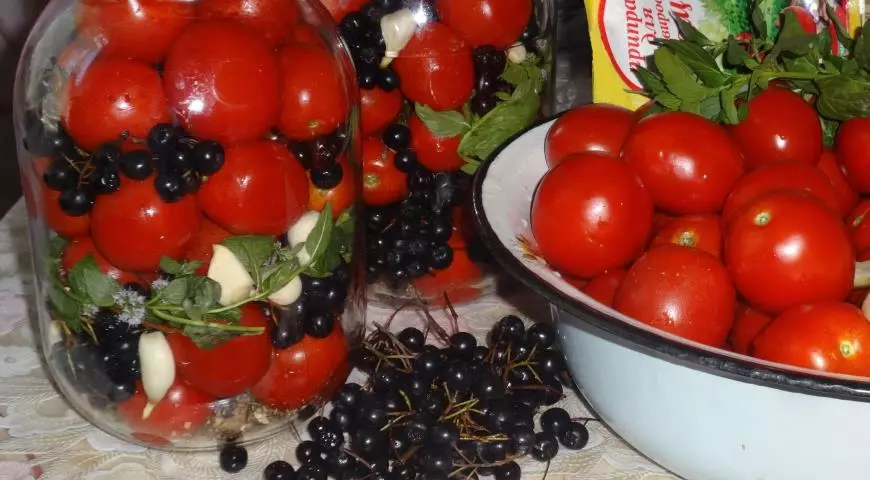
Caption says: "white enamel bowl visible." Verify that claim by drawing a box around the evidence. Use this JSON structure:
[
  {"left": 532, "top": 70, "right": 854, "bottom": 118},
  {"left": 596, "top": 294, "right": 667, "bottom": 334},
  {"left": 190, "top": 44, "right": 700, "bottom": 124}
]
[{"left": 471, "top": 118, "right": 870, "bottom": 480}]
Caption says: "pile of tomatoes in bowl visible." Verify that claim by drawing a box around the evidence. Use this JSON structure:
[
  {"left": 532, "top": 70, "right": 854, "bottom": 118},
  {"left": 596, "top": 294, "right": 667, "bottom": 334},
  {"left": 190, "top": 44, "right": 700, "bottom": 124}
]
[
  {"left": 17, "top": 0, "right": 364, "bottom": 449},
  {"left": 318, "top": 0, "right": 552, "bottom": 306},
  {"left": 530, "top": 87, "right": 870, "bottom": 378}
]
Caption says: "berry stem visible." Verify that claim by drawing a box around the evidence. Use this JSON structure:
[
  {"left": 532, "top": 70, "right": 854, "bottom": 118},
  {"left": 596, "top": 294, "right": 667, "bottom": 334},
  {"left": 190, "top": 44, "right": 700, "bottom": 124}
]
[{"left": 150, "top": 309, "right": 265, "bottom": 334}]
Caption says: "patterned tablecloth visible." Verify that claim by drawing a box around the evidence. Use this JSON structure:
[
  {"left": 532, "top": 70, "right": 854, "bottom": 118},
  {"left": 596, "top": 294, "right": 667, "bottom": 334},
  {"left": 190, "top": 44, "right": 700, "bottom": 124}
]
[{"left": 0, "top": 199, "right": 681, "bottom": 480}]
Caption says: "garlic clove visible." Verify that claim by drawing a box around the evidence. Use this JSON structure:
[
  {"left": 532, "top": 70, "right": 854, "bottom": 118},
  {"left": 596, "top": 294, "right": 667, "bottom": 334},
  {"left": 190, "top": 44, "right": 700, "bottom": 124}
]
[
  {"left": 287, "top": 210, "right": 320, "bottom": 266},
  {"left": 507, "top": 44, "right": 527, "bottom": 64},
  {"left": 138, "top": 331, "right": 175, "bottom": 420},
  {"left": 267, "top": 276, "right": 303, "bottom": 306},
  {"left": 380, "top": 8, "right": 417, "bottom": 68},
  {"left": 207, "top": 244, "right": 255, "bottom": 306},
  {"left": 47, "top": 320, "right": 63, "bottom": 346}
]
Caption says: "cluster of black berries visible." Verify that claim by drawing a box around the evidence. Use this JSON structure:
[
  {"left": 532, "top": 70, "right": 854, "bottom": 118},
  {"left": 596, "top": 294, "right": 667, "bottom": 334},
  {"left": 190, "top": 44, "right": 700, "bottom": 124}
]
[
  {"left": 470, "top": 47, "right": 510, "bottom": 118},
  {"left": 221, "top": 314, "right": 589, "bottom": 479},
  {"left": 283, "top": 127, "right": 349, "bottom": 190},
  {"left": 40, "top": 122, "right": 226, "bottom": 213},
  {"left": 55, "top": 283, "right": 148, "bottom": 406},
  {"left": 270, "top": 261, "right": 353, "bottom": 350}
]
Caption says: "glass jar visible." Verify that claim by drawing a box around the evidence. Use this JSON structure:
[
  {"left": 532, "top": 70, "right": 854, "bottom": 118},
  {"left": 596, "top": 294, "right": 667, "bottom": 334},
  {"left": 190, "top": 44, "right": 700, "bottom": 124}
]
[
  {"left": 324, "top": 0, "right": 555, "bottom": 307},
  {"left": 15, "top": 0, "right": 364, "bottom": 451}
]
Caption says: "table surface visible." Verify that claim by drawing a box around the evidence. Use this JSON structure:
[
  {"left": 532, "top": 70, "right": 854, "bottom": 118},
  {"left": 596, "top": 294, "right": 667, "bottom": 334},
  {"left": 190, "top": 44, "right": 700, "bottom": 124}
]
[{"left": 0, "top": 196, "right": 681, "bottom": 479}]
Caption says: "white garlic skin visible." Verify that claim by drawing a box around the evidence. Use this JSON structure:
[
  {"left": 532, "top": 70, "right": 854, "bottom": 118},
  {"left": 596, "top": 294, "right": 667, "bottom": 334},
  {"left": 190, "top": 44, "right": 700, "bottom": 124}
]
[
  {"left": 380, "top": 8, "right": 417, "bottom": 67},
  {"left": 507, "top": 44, "right": 527, "bottom": 64}
]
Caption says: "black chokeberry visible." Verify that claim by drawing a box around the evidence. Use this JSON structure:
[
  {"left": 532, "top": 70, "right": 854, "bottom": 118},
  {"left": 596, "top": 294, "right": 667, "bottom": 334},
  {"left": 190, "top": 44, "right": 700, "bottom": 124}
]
[
  {"left": 559, "top": 421, "right": 590, "bottom": 450},
  {"left": 314, "top": 427, "right": 344, "bottom": 451},
  {"left": 354, "top": 45, "right": 381, "bottom": 66},
  {"left": 443, "top": 363, "right": 472, "bottom": 393},
  {"left": 43, "top": 158, "right": 78, "bottom": 191},
  {"left": 494, "top": 315, "right": 525, "bottom": 342},
  {"left": 511, "top": 425, "right": 536, "bottom": 455},
  {"left": 272, "top": 303, "right": 306, "bottom": 349},
  {"left": 289, "top": 141, "right": 312, "bottom": 169},
  {"left": 352, "top": 426, "right": 385, "bottom": 458},
  {"left": 476, "top": 73, "right": 498, "bottom": 94},
  {"left": 473, "top": 46, "right": 507, "bottom": 77},
  {"left": 219, "top": 444, "right": 248, "bottom": 473},
  {"left": 428, "top": 243, "right": 453, "bottom": 270},
  {"left": 92, "top": 144, "right": 122, "bottom": 169},
  {"left": 359, "top": 401, "right": 388, "bottom": 427},
  {"left": 375, "top": 0, "right": 402, "bottom": 11},
  {"left": 339, "top": 12, "right": 367, "bottom": 39},
  {"left": 406, "top": 169, "right": 432, "bottom": 192},
  {"left": 106, "top": 378, "right": 135, "bottom": 402},
  {"left": 475, "top": 374, "right": 505, "bottom": 400},
  {"left": 193, "top": 140, "right": 225, "bottom": 175},
  {"left": 360, "top": 3, "right": 385, "bottom": 23},
  {"left": 540, "top": 407, "right": 571, "bottom": 436},
  {"left": 383, "top": 124, "right": 410, "bottom": 151},
  {"left": 325, "top": 448, "right": 357, "bottom": 475},
  {"left": 296, "top": 439, "right": 322, "bottom": 464},
  {"left": 531, "top": 432, "right": 559, "bottom": 462},
  {"left": 430, "top": 216, "right": 452, "bottom": 242},
  {"left": 264, "top": 460, "right": 296, "bottom": 480},
  {"left": 310, "top": 163, "right": 343, "bottom": 189},
  {"left": 296, "top": 461, "right": 328, "bottom": 480},
  {"left": 183, "top": 172, "right": 201, "bottom": 193},
  {"left": 537, "top": 349, "right": 566, "bottom": 377},
  {"left": 358, "top": 65, "right": 379, "bottom": 89},
  {"left": 378, "top": 68, "right": 400, "bottom": 92},
  {"left": 333, "top": 382, "right": 363, "bottom": 410},
  {"left": 393, "top": 149, "right": 418, "bottom": 173},
  {"left": 449, "top": 332, "right": 477, "bottom": 359},
  {"left": 527, "top": 322, "right": 557, "bottom": 348},
  {"left": 154, "top": 172, "right": 185, "bottom": 203},
  {"left": 428, "top": 421, "right": 458, "bottom": 446},
  {"left": 397, "top": 327, "right": 425, "bottom": 352},
  {"left": 519, "top": 18, "right": 540, "bottom": 43},
  {"left": 59, "top": 187, "right": 94, "bottom": 216},
  {"left": 494, "top": 461, "right": 522, "bottom": 480},
  {"left": 147, "top": 123, "right": 175, "bottom": 153},
  {"left": 420, "top": 389, "right": 448, "bottom": 417},
  {"left": 329, "top": 406, "right": 355, "bottom": 432},
  {"left": 471, "top": 94, "right": 498, "bottom": 117},
  {"left": 413, "top": 350, "right": 443, "bottom": 379},
  {"left": 119, "top": 150, "right": 153, "bottom": 180},
  {"left": 372, "top": 367, "right": 405, "bottom": 393},
  {"left": 306, "top": 313, "right": 335, "bottom": 338},
  {"left": 93, "top": 166, "right": 121, "bottom": 194},
  {"left": 406, "top": 259, "right": 428, "bottom": 278},
  {"left": 423, "top": 448, "right": 452, "bottom": 473}
]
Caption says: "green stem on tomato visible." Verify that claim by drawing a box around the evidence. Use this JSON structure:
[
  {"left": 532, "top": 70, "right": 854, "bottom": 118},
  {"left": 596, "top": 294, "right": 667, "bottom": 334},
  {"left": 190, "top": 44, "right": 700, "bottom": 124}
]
[{"left": 149, "top": 309, "right": 265, "bottom": 335}]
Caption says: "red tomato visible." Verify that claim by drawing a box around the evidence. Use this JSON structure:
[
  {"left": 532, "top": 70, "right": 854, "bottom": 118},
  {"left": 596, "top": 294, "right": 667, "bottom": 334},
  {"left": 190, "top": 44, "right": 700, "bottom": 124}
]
[
  {"left": 729, "top": 305, "right": 772, "bottom": 355},
  {"left": 723, "top": 190, "right": 854, "bottom": 314},
  {"left": 286, "top": 22, "right": 327, "bottom": 48},
  {"left": 409, "top": 113, "right": 464, "bottom": 172},
  {"left": 448, "top": 202, "right": 476, "bottom": 250},
  {"left": 75, "top": 0, "right": 194, "bottom": 64},
  {"left": 752, "top": 302, "right": 870, "bottom": 376},
  {"left": 816, "top": 148, "right": 859, "bottom": 217},
  {"left": 435, "top": 0, "right": 532, "bottom": 48},
  {"left": 727, "top": 87, "right": 822, "bottom": 170},
  {"left": 545, "top": 103, "right": 636, "bottom": 167},
  {"left": 62, "top": 236, "right": 140, "bottom": 285},
  {"left": 32, "top": 158, "right": 91, "bottom": 238},
  {"left": 163, "top": 22, "right": 280, "bottom": 146},
  {"left": 91, "top": 177, "right": 200, "bottom": 272},
  {"left": 621, "top": 112, "right": 745, "bottom": 215},
  {"left": 117, "top": 380, "right": 214, "bottom": 445},
  {"left": 781, "top": 6, "right": 818, "bottom": 34},
  {"left": 531, "top": 152, "right": 653, "bottom": 279},
  {"left": 393, "top": 24, "right": 474, "bottom": 111},
  {"left": 719, "top": 161, "right": 841, "bottom": 226},
  {"left": 650, "top": 214, "right": 722, "bottom": 258},
  {"left": 168, "top": 304, "right": 272, "bottom": 398},
  {"left": 309, "top": 157, "right": 357, "bottom": 216},
  {"left": 413, "top": 248, "right": 484, "bottom": 301},
  {"left": 836, "top": 118, "right": 870, "bottom": 194},
  {"left": 278, "top": 44, "right": 350, "bottom": 141},
  {"left": 846, "top": 199, "right": 870, "bottom": 253},
  {"left": 613, "top": 244, "right": 736, "bottom": 347},
  {"left": 317, "top": 0, "right": 368, "bottom": 22},
  {"left": 361, "top": 87, "right": 404, "bottom": 136},
  {"left": 362, "top": 136, "right": 408, "bottom": 206},
  {"left": 196, "top": 0, "right": 301, "bottom": 47},
  {"left": 61, "top": 59, "right": 169, "bottom": 152},
  {"left": 183, "top": 217, "right": 232, "bottom": 275},
  {"left": 252, "top": 325, "right": 350, "bottom": 410},
  {"left": 198, "top": 141, "right": 309, "bottom": 235},
  {"left": 582, "top": 269, "right": 626, "bottom": 307},
  {"left": 651, "top": 212, "right": 676, "bottom": 234}
]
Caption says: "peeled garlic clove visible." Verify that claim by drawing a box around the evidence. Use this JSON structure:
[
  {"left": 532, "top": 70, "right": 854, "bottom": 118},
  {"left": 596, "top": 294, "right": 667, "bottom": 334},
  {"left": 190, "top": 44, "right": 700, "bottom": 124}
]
[
  {"left": 380, "top": 8, "right": 417, "bottom": 67},
  {"left": 267, "top": 276, "right": 303, "bottom": 306},
  {"left": 208, "top": 244, "right": 255, "bottom": 306},
  {"left": 139, "top": 331, "right": 175, "bottom": 420},
  {"left": 287, "top": 211, "right": 321, "bottom": 266},
  {"left": 508, "top": 44, "right": 527, "bottom": 64}
]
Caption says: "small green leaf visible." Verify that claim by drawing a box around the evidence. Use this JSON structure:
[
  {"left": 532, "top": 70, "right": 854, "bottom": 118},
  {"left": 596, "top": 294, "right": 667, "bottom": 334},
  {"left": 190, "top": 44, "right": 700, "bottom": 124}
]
[
  {"left": 49, "top": 284, "right": 82, "bottom": 329},
  {"left": 724, "top": 37, "right": 751, "bottom": 68},
  {"left": 220, "top": 236, "right": 275, "bottom": 275},
  {"left": 460, "top": 159, "right": 481, "bottom": 175},
  {"left": 821, "top": 117, "right": 840, "bottom": 147},
  {"left": 158, "top": 277, "right": 190, "bottom": 305},
  {"left": 159, "top": 257, "right": 183, "bottom": 275},
  {"left": 656, "top": 39, "right": 726, "bottom": 87},
  {"left": 184, "top": 303, "right": 204, "bottom": 322},
  {"left": 262, "top": 261, "right": 304, "bottom": 293},
  {"left": 653, "top": 48, "right": 717, "bottom": 104},
  {"left": 854, "top": 20, "right": 870, "bottom": 73},
  {"left": 182, "top": 324, "right": 241, "bottom": 349},
  {"left": 719, "top": 83, "right": 743, "bottom": 125},
  {"left": 277, "top": 243, "right": 305, "bottom": 263},
  {"left": 66, "top": 255, "right": 90, "bottom": 297},
  {"left": 193, "top": 277, "right": 221, "bottom": 309},
  {"left": 415, "top": 103, "right": 469, "bottom": 137},
  {"left": 654, "top": 92, "right": 682, "bottom": 110},
  {"left": 634, "top": 66, "right": 668, "bottom": 97},
  {"left": 70, "top": 254, "right": 119, "bottom": 307},
  {"left": 49, "top": 236, "right": 67, "bottom": 259},
  {"left": 672, "top": 15, "right": 712, "bottom": 46},
  {"left": 771, "top": 11, "right": 815, "bottom": 57},
  {"left": 816, "top": 75, "right": 870, "bottom": 120},
  {"left": 751, "top": 0, "right": 767, "bottom": 40},
  {"left": 206, "top": 308, "right": 243, "bottom": 322},
  {"left": 304, "top": 205, "right": 334, "bottom": 263}
]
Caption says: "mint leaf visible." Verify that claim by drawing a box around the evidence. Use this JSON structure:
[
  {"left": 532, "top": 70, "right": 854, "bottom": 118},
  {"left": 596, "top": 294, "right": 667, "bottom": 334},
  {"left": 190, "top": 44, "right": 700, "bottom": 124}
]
[
  {"left": 416, "top": 103, "right": 469, "bottom": 137},
  {"left": 821, "top": 117, "right": 839, "bottom": 147},
  {"left": 724, "top": 37, "right": 750, "bottom": 68},
  {"left": 69, "top": 254, "right": 119, "bottom": 307},
  {"left": 66, "top": 254, "right": 90, "bottom": 298},
  {"left": 771, "top": 10, "right": 814, "bottom": 57},
  {"left": 853, "top": 20, "right": 870, "bottom": 73},
  {"left": 182, "top": 324, "right": 240, "bottom": 349},
  {"left": 160, "top": 257, "right": 202, "bottom": 277},
  {"left": 653, "top": 48, "right": 717, "bottom": 105},
  {"left": 657, "top": 39, "right": 726, "bottom": 87},
  {"left": 220, "top": 236, "right": 275, "bottom": 277},
  {"left": 634, "top": 67, "right": 667, "bottom": 97},
  {"left": 193, "top": 277, "right": 221, "bottom": 309},
  {"left": 206, "top": 308, "right": 242, "bottom": 322},
  {"left": 750, "top": 0, "right": 767, "bottom": 40},
  {"left": 826, "top": 3, "right": 854, "bottom": 53},
  {"left": 49, "top": 284, "right": 82, "bottom": 329},
  {"left": 157, "top": 277, "right": 190, "bottom": 304},
  {"left": 304, "top": 205, "right": 334, "bottom": 262},
  {"left": 719, "top": 82, "right": 743, "bottom": 124},
  {"left": 262, "top": 261, "right": 303, "bottom": 293},
  {"left": 460, "top": 158, "right": 481, "bottom": 175},
  {"left": 655, "top": 93, "right": 681, "bottom": 110},
  {"left": 183, "top": 301, "right": 204, "bottom": 322},
  {"left": 816, "top": 75, "right": 870, "bottom": 120},
  {"left": 672, "top": 15, "right": 711, "bottom": 46},
  {"left": 49, "top": 236, "right": 67, "bottom": 259}
]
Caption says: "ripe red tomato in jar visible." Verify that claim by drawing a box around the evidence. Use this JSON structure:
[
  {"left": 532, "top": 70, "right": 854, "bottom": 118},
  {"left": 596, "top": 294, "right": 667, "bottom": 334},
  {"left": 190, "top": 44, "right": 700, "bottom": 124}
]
[
  {"left": 582, "top": 269, "right": 626, "bottom": 308},
  {"left": 196, "top": 0, "right": 301, "bottom": 47},
  {"left": 613, "top": 244, "right": 736, "bottom": 348},
  {"left": 278, "top": 44, "right": 351, "bottom": 141},
  {"left": 117, "top": 380, "right": 214, "bottom": 445},
  {"left": 362, "top": 136, "right": 408, "bottom": 206},
  {"left": 75, "top": 0, "right": 194, "bottom": 64},
  {"left": 183, "top": 217, "right": 232, "bottom": 275},
  {"left": 252, "top": 325, "right": 350, "bottom": 409},
  {"left": 413, "top": 248, "right": 484, "bottom": 303},
  {"left": 393, "top": 24, "right": 475, "bottom": 111},
  {"left": 752, "top": 302, "right": 870, "bottom": 376},
  {"left": 836, "top": 118, "right": 870, "bottom": 194},
  {"left": 309, "top": 157, "right": 357, "bottom": 216},
  {"left": 435, "top": 0, "right": 532, "bottom": 49},
  {"left": 198, "top": 140, "right": 309, "bottom": 235},
  {"left": 723, "top": 190, "right": 855, "bottom": 314},
  {"left": 719, "top": 161, "right": 841, "bottom": 226},
  {"left": 651, "top": 212, "right": 676, "bottom": 234},
  {"left": 162, "top": 22, "right": 280, "bottom": 146},
  {"left": 409, "top": 114, "right": 464, "bottom": 172},
  {"left": 317, "top": 0, "right": 368, "bottom": 22},
  {"left": 286, "top": 22, "right": 327, "bottom": 49},
  {"left": 846, "top": 199, "right": 870, "bottom": 253},
  {"left": 448, "top": 202, "right": 476, "bottom": 250},
  {"left": 62, "top": 236, "right": 140, "bottom": 285},
  {"left": 545, "top": 103, "right": 636, "bottom": 168},
  {"left": 61, "top": 59, "right": 170, "bottom": 152},
  {"left": 168, "top": 304, "right": 272, "bottom": 398},
  {"left": 816, "top": 148, "right": 859, "bottom": 217},
  {"left": 727, "top": 87, "right": 822, "bottom": 171},
  {"left": 729, "top": 304, "right": 772, "bottom": 355},
  {"left": 531, "top": 152, "right": 654, "bottom": 279},
  {"left": 91, "top": 177, "right": 200, "bottom": 272},
  {"left": 361, "top": 87, "right": 404, "bottom": 136},
  {"left": 650, "top": 214, "right": 722, "bottom": 259},
  {"left": 621, "top": 112, "right": 744, "bottom": 214}
]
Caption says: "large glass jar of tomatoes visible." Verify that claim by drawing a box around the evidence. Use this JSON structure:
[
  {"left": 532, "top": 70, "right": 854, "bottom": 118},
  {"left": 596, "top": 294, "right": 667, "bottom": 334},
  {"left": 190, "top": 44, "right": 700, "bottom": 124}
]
[
  {"left": 322, "top": 0, "right": 554, "bottom": 306},
  {"left": 15, "top": 0, "right": 364, "bottom": 450}
]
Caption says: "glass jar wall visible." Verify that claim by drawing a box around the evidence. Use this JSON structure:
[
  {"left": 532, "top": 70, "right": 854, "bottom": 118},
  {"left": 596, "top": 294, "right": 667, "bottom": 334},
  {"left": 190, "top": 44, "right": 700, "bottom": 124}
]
[
  {"left": 15, "top": 0, "right": 364, "bottom": 451},
  {"left": 324, "top": 0, "right": 555, "bottom": 307}
]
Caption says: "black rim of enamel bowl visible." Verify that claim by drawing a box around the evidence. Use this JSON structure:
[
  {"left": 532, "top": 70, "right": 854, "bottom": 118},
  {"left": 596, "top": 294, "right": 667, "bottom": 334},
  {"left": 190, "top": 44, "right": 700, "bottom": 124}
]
[{"left": 471, "top": 116, "right": 870, "bottom": 402}]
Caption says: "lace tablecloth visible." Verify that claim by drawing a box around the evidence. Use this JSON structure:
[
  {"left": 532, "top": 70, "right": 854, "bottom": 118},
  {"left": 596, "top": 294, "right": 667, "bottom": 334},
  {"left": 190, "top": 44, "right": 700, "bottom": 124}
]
[{"left": 0, "top": 199, "right": 679, "bottom": 480}]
